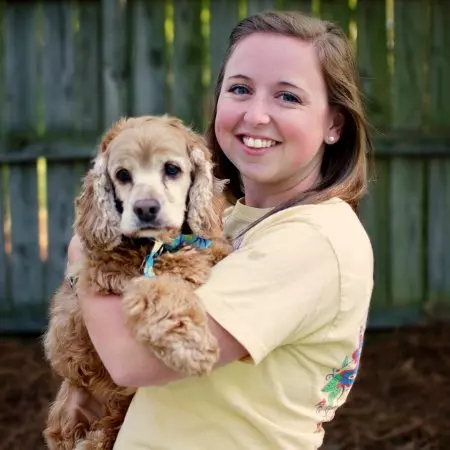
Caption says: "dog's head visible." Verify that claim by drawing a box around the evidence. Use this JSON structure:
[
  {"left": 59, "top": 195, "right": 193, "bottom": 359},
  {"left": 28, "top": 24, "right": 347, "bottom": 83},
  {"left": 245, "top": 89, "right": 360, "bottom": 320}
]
[{"left": 75, "top": 115, "right": 226, "bottom": 251}]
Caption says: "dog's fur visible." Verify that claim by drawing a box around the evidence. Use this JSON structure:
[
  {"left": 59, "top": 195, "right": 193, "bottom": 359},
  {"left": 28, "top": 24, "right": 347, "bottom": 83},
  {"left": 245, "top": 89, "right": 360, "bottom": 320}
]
[{"left": 43, "top": 115, "right": 231, "bottom": 449}]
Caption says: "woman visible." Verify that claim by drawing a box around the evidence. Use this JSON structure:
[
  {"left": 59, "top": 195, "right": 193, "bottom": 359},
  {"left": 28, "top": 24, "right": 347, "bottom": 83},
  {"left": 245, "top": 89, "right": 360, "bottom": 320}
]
[{"left": 69, "top": 10, "right": 374, "bottom": 449}]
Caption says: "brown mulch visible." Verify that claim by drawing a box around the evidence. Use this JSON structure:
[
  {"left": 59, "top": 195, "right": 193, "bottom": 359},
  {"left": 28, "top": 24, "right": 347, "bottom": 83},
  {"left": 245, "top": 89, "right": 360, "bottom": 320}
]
[{"left": 0, "top": 324, "right": 449, "bottom": 450}]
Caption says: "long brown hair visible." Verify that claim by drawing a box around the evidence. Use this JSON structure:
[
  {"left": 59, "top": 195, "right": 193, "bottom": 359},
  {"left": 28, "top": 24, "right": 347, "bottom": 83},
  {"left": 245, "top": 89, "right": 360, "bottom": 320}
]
[{"left": 205, "top": 10, "right": 373, "bottom": 230}]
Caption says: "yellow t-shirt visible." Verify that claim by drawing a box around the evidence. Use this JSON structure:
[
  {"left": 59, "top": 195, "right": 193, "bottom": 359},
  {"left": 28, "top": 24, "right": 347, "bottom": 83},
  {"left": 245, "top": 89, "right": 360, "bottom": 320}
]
[{"left": 114, "top": 198, "right": 374, "bottom": 449}]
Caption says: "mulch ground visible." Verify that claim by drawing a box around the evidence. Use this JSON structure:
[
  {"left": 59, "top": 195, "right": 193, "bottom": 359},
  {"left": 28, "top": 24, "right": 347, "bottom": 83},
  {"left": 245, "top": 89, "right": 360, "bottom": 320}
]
[{"left": 0, "top": 324, "right": 449, "bottom": 450}]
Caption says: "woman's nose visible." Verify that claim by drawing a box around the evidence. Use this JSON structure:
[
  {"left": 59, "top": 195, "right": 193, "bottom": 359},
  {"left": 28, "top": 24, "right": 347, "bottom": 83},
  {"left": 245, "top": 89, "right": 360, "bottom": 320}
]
[{"left": 243, "top": 97, "right": 271, "bottom": 126}]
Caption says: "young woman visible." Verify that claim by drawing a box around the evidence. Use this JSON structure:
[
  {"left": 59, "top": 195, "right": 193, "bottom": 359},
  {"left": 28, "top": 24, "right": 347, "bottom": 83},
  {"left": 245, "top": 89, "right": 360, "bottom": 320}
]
[{"left": 69, "top": 10, "right": 374, "bottom": 449}]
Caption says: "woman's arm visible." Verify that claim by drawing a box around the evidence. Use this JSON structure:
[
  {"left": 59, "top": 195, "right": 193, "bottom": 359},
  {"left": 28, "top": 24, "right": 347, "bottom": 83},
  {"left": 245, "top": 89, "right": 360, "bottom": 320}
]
[{"left": 69, "top": 236, "right": 248, "bottom": 388}]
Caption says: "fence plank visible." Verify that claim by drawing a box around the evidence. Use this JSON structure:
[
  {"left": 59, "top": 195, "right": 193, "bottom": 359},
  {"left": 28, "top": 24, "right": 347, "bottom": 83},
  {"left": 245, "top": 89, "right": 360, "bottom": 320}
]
[
  {"left": 389, "top": 161, "right": 425, "bottom": 308},
  {"left": 130, "top": 0, "right": 167, "bottom": 116},
  {"left": 426, "top": 0, "right": 450, "bottom": 315},
  {"left": 427, "top": 161, "right": 450, "bottom": 313},
  {"left": 4, "top": 3, "right": 39, "bottom": 134},
  {"left": 4, "top": 4, "right": 43, "bottom": 316},
  {"left": 75, "top": 0, "right": 101, "bottom": 132},
  {"left": 316, "top": 0, "right": 351, "bottom": 35},
  {"left": 359, "top": 160, "right": 390, "bottom": 311},
  {"left": 209, "top": 0, "right": 240, "bottom": 91},
  {"left": 393, "top": 0, "right": 428, "bottom": 131},
  {"left": 246, "top": 0, "right": 277, "bottom": 16},
  {"left": 101, "top": 0, "right": 130, "bottom": 127},
  {"left": 355, "top": 0, "right": 391, "bottom": 316},
  {"left": 9, "top": 162, "right": 42, "bottom": 305},
  {"left": 389, "top": 0, "right": 429, "bottom": 312},
  {"left": 45, "top": 161, "right": 87, "bottom": 300},
  {"left": 172, "top": 0, "right": 204, "bottom": 131},
  {"left": 0, "top": 166, "right": 8, "bottom": 307},
  {"left": 356, "top": 0, "right": 391, "bottom": 129},
  {"left": 42, "top": 2, "right": 96, "bottom": 306},
  {"left": 42, "top": 2, "right": 76, "bottom": 132},
  {"left": 280, "top": 0, "right": 311, "bottom": 13},
  {"left": 428, "top": 0, "right": 450, "bottom": 130}
]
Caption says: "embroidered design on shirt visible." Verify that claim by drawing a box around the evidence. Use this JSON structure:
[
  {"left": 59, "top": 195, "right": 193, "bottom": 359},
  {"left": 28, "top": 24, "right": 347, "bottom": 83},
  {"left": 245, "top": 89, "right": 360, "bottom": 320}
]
[{"left": 315, "top": 328, "right": 365, "bottom": 432}]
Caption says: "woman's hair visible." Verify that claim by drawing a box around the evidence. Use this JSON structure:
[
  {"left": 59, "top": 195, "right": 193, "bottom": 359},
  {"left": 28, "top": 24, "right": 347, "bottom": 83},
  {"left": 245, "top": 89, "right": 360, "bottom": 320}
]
[{"left": 205, "top": 10, "right": 373, "bottom": 224}]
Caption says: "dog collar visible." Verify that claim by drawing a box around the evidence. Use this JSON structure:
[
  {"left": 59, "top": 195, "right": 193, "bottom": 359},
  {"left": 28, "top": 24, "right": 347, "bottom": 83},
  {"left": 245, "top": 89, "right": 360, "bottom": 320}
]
[{"left": 143, "top": 234, "right": 212, "bottom": 278}]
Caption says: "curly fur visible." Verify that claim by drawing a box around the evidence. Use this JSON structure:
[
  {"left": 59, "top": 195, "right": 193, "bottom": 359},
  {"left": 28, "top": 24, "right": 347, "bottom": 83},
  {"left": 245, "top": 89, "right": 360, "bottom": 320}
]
[{"left": 43, "top": 115, "right": 232, "bottom": 449}]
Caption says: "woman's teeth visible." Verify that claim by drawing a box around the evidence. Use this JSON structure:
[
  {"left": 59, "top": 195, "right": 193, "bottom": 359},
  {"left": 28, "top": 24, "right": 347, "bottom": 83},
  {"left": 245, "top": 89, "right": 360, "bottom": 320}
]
[{"left": 242, "top": 136, "right": 277, "bottom": 149}]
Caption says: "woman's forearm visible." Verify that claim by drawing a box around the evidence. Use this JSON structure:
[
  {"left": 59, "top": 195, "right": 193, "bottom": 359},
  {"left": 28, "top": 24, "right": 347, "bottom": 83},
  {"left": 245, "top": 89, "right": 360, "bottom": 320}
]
[{"left": 78, "top": 289, "right": 183, "bottom": 387}]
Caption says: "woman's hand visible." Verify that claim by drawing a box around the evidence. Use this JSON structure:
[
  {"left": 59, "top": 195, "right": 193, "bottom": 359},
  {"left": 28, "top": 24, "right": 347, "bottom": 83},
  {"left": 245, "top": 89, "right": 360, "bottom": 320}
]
[
  {"left": 67, "top": 385, "right": 103, "bottom": 424},
  {"left": 68, "top": 234, "right": 84, "bottom": 266}
]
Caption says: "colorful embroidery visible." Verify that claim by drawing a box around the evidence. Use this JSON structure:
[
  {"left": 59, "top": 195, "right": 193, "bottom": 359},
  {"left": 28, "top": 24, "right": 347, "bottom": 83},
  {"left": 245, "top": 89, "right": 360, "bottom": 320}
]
[
  {"left": 315, "top": 327, "right": 365, "bottom": 431},
  {"left": 143, "top": 234, "right": 212, "bottom": 278}
]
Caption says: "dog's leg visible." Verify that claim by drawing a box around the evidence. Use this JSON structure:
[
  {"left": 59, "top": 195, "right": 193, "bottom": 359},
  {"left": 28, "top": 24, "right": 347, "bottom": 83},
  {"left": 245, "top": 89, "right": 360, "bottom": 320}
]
[
  {"left": 122, "top": 274, "right": 219, "bottom": 376},
  {"left": 44, "top": 381, "right": 93, "bottom": 450}
]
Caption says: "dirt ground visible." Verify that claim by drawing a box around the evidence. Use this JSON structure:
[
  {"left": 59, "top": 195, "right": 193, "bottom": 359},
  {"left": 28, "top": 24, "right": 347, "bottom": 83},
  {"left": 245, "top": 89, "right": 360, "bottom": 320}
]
[{"left": 0, "top": 324, "right": 449, "bottom": 450}]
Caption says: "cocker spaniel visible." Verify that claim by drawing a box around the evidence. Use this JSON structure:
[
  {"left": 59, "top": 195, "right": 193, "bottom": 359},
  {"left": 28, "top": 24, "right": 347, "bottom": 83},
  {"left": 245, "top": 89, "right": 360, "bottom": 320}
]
[{"left": 43, "top": 115, "right": 231, "bottom": 449}]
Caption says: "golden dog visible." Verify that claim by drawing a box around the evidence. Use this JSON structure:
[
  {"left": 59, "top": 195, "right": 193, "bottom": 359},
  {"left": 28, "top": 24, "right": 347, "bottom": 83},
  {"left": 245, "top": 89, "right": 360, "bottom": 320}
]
[{"left": 43, "top": 115, "right": 231, "bottom": 449}]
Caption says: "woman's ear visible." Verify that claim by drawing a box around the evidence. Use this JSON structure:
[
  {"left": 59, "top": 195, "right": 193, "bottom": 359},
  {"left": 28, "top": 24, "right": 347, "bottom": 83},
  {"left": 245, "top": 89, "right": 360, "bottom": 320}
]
[
  {"left": 73, "top": 119, "right": 128, "bottom": 251},
  {"left": 325, "top": 108, "right": 345, "bottom": 144}
]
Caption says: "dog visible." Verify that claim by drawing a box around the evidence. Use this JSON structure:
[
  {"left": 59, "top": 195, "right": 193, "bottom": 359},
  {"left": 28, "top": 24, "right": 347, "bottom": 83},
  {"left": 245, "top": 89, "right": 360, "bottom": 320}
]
[{"left": 43, "top": 115, "right": 231, "bottom": 449}]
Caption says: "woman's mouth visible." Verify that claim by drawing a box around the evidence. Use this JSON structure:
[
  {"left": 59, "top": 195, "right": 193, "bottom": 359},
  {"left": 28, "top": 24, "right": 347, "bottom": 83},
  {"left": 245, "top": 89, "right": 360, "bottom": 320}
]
[{"left": 238, "top": 135, "right": 280, "bottom": 152}]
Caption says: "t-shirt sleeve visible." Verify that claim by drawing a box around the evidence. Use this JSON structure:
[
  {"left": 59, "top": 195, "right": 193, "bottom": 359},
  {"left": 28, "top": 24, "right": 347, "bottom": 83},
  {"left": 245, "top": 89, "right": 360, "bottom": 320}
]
[{"left": 196, "top": 220, "right": 341, "bottom": 365}]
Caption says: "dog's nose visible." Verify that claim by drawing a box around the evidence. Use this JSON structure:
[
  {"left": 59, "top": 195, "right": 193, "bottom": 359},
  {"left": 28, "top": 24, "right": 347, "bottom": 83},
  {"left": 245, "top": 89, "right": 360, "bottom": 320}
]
[{"left": 133, "top": 199, "right": 161, "bottom": 223}]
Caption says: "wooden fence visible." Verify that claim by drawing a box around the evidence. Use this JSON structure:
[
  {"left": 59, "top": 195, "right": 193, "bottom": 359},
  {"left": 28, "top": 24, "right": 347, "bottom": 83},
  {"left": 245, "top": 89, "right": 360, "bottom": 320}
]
[{"left": 0, "top": 0, "right": 449, "bottom": 333}]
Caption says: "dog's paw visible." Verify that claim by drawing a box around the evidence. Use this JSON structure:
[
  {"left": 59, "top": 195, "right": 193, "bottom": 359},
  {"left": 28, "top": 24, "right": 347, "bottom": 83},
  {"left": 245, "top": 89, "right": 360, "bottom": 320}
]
[
  {"left": 153, "top": 247, "right": 213, "bottom": 286},
  {"left": 122, "top": 274, "right": 219, "bottom": 375},
  {"left": 75, "top": 430, "right": 106, "bottom": 450}
]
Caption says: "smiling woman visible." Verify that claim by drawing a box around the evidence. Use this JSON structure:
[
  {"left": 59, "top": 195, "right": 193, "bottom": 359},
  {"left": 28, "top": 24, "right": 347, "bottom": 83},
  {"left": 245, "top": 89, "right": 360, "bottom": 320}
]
[{"left": 68, "top": 10, "right": 374, "bottom": 450}]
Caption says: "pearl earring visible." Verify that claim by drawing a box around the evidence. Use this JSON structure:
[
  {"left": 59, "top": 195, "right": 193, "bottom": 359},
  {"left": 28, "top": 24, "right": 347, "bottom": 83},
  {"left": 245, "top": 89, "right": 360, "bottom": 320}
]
[{"left": 328, "top": 136, "right": 335, "bottom": 144}]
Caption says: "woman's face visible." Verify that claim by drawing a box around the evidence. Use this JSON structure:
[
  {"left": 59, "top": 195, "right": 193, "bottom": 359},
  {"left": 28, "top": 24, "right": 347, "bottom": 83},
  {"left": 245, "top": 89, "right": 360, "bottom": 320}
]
[{"left": 215, "top": 32, "right": 342, "bottom": 204}]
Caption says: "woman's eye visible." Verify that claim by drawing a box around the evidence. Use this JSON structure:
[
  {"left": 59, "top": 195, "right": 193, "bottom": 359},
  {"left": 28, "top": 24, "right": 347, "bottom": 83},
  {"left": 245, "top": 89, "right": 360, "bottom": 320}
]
[
  {"left": 116, "top": 168, "right": 132, "bottom": 183},
  {"left": 279, "top": 92, "right": 301, "bottom": 104},
  {"left": 229, "top": 85, "right": 250, "bottom": 96},
  {"left": 164, "top": 163, "right": 181, "bottom": 177}
]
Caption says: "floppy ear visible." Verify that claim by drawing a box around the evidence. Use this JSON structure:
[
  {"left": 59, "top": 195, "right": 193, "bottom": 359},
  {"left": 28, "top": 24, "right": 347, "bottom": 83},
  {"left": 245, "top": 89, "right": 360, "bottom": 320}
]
[
  {"left": 74, "top": 119, "right": 128, "bottom": 251},
  {"left": 186, "top": 139, "right": 227, "bottom": 239}
]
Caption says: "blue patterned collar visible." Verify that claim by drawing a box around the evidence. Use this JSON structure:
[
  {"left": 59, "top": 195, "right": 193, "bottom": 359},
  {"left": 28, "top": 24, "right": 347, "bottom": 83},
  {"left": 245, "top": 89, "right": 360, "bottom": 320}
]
[{"left": 143, "top": 234, "right": 212, "bottom": 278}]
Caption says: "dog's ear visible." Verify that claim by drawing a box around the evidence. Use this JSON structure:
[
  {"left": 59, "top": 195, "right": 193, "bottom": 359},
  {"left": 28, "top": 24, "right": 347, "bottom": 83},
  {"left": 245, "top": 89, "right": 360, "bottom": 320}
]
[
  {"left": 74, "top": 118, "right": 128, "bottom": 251},
  {"left": 185, "top": 133, "right": 228, "bottom": 239}
]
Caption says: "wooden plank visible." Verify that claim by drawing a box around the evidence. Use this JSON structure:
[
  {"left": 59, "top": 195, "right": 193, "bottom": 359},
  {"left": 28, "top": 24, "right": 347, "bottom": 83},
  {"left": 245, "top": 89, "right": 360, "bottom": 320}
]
[
  {"left": 359, "top": 158, "right": 390, "bottom": 310},
  {"left": 389, "top": 160, "right": 425, "bottom": 308},
  {"left": 0, "top": 2, "right": 8, "bottom": 309},
  {"left": 356, "top": 0, "right": 391, "bottom": 129},
  {"left": 280, "top": 1, "right": 312, "bottom": 13},
  {"left": 172, "top": 0, "right": 204, "bottom": 131},
  {"left": 4, "top": 3, "right": 43, "bottom": 316},
  {"left": 389, "top": 0, "right": 429, "bottom": 312},
  {"left": 209, "top": 0, "right": 240, "bottom": 93},
  {"left": 427, "top": 160, "right": 450, "bottom": 313},
  {"left": 101, "top": 0, "right": 130, "bottom": 127},
  {"left": 428, "top": 0, "right": 450, "bottom": 131},
  {"left": 75, "top": 0, "right": 101, "bottom": 133},
  {"left": 42, "top": 1, "right": 76, "bottom": 131},
  {"left": 426, "top": 0, "right": 450, "bottom": 315},
  {"left": 316, "top": 0, "right": 351, "bottom": 35},
  {"left": 4, "top": 2, "right": 39, "bottom": 132},
  {"left": 0, "top": 165, "right": 9, "bottom": 309},
  {"left": 9, "top": 162, "right": 42, "bottom": 306},
  {"left": 130, "top": 0, "right": 167, "bottom": 116},
  {"left": 45, "top": 160, "right": 88, "bottom": 300},
  {"left": 392, "top": 0, "right": 428, "bottom": 131},
  {"left": 246, "top": 0, "right": 278, "bottom": 16}
]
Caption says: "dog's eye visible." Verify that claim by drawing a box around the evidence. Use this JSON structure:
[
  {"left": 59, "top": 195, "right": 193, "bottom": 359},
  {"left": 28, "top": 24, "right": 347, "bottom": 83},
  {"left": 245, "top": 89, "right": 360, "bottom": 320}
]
[
  {"left": 116, "top": 169, "right": 132, "bottom": 184},
  {"left": 164, "top": 163, "right": 181, "bottom": 177}
]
